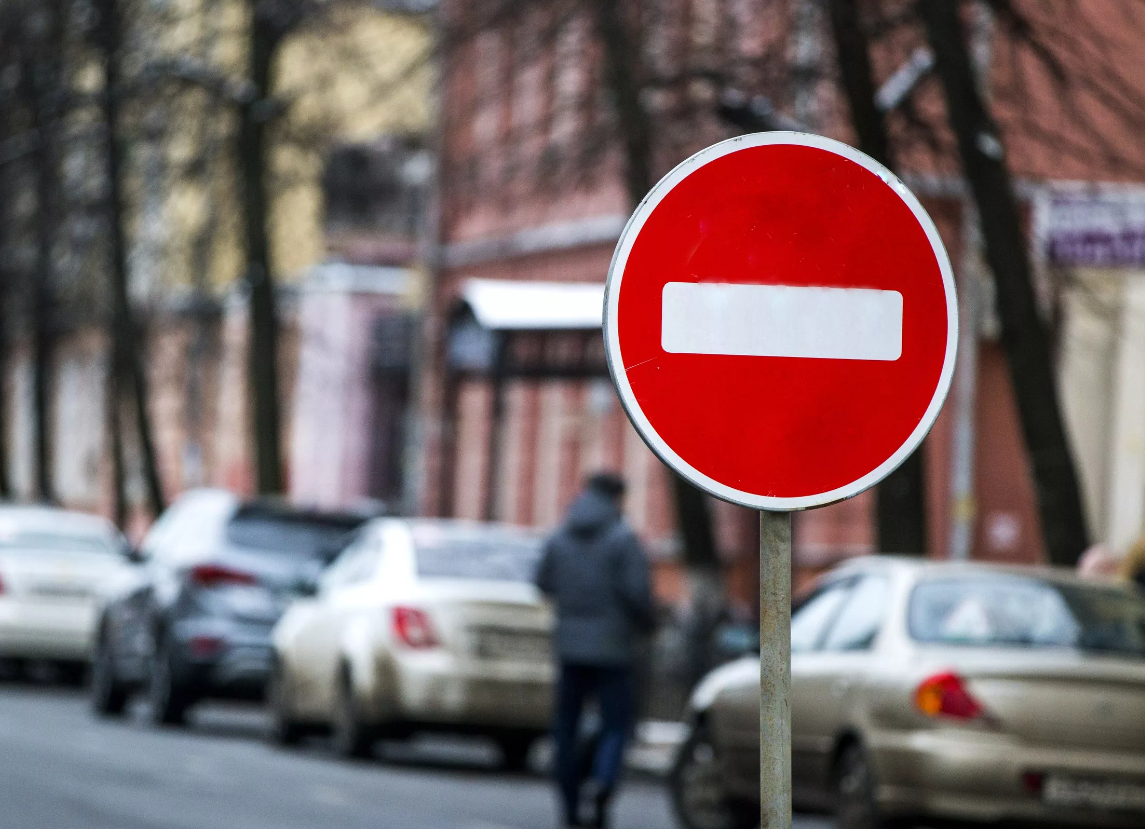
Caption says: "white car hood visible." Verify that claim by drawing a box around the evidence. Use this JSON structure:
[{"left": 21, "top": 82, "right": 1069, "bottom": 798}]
[{"left": 690, "top": 655, "right": 760, "bottom": 712}]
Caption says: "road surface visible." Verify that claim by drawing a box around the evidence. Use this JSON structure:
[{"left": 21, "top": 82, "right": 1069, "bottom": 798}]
[{"left": 0, "top": 681, "right": 833, "bottom": 829}]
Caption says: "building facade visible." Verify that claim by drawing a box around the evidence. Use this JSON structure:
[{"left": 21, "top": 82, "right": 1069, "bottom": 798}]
[{"left": 420, "top": 0, "right": 1145, "bottom": 609}]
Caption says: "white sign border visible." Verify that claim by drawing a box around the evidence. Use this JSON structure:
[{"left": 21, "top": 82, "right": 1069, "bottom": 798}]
[{"left": 603, "top": 131, "right": 959, "bottom": 511}]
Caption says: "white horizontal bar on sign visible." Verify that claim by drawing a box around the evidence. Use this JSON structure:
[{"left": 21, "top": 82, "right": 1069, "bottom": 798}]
[{"left": 661, "top": 282, "right": 903, "bottom": 361}]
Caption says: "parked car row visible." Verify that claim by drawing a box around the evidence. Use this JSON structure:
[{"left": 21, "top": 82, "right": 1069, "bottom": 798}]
[
  {"left": 72, "top": 489, "right": 554, "bottom": 769},
  {"left": 4, "top": 497, "right": 1145, "bottom": 829},
  {"left": 670, "top": 557, "right": 1145, "bottom": 829},
  {"left": 0, "top": 494, "right": 555, "bottom": 768}
]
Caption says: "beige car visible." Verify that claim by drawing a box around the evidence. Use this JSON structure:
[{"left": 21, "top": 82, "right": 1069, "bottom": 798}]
[
  {"left": 269, "top": 518, "right": 553, "bottom": 767},
  {"left": 0, "top": 506, "right": 134, "bottom": 678},
  {"left": 670, "top": 558, "right": 1145, "bottom": 829}
]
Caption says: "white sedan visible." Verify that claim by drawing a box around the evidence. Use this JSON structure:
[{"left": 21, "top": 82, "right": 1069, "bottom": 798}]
[
  {"left": 269, "top": 518, "right": 554, "bottom": 767},
  {"left": 0, "top": 506, "right": 135, "bottom": 678}
]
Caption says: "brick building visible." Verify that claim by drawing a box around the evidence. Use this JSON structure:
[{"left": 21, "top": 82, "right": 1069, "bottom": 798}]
[
  {"left": 420, "top": 0, "right": 1145, "bottom": 609},
  {"left": 9, "top": 1, "right": 1145, "bottom": 605}
]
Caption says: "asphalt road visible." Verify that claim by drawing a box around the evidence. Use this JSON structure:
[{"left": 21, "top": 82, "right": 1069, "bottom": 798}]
[{"left": 0, "top": 681, "right": 833, "bottom": 829}]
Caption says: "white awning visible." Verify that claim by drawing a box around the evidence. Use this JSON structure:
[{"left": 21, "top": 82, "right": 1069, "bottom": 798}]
[
  {"left": 303, "top": 263, "right": 416, "bottom": 296},
  {"left": 461, "top": 279, "right": 604, "bottom": 330}
]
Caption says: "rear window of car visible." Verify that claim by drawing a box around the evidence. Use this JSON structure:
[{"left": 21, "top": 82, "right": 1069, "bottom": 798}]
[
  {"left": 224, "top": 514, "right": 364, "bottom": 559},
  {"left": 0, "top": 529, "right": 119, "bottom": 557},
  {"left": 411, "top": 524, "right": 542, "bottom": 583},
  {"left": 908, "top": 576, "right": 1145, "bottom": 657}
]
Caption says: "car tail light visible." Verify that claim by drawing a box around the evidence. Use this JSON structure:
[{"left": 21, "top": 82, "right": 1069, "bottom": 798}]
[
  {"left": 392, "top": 607, "right": 440, "bottom": 650},
  {"left": 189, "top": 563, "right": 259, "bottom": 589},
  {"left": 1022, "top": 771, "right": 1045, "bottom": 795},
  {"left": 189, "top": 635, "right": 226, "bottom": 657},
  {"left": 915, "top": 671, "right": 986, "bottom": 720}
]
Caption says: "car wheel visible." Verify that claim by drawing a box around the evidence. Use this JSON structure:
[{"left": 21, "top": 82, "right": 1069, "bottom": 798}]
[
  {"left": 497, "top": 733, "right": 534, "bottom": 773},
  {"left": 669, "top": 723, "right": 757, "bottom": 829},
  {"left": 836, "top": 743, "right": 908, "bottom": 829},
  {"left": 149, "top": 638, "right": 190, "bottom": 727},
  {"left": 331, "top": 667, "right": 373, "bottom": 759},
  {"left": 58, "top": 661, "right": 88, "bottom": 687},
  {"left": 91, "top": 631, "right": 130, "bottom": 717},
  {"left": 267, "top": 662, "right": 304, "bottom": 746}
]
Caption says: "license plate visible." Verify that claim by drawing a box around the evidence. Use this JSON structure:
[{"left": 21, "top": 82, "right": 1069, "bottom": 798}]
[
  {"left": 29, "top": 583, "right": 90, "bottom": 600},
  {"left": 1043, "top": 776, "right": 1145, "bottom": 812},
  {"left": 473, "top": 628, "right": 550, "bottom": 661}
]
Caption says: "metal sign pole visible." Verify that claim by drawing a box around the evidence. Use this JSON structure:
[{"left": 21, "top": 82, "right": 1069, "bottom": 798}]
[
  {"left": 602, "top": 132, "right": 954, "bottom": 829},
  {"left": 759, "top": 509, "right": 792, "bottom": 829}
]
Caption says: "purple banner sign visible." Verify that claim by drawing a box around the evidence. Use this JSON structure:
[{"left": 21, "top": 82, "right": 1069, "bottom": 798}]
[
  {"left": 1045, "top": 194, "right": 1145, "bottom": 267},
  {"left": 1048, "top": 232, "right": 1145, "bottom": 267}
]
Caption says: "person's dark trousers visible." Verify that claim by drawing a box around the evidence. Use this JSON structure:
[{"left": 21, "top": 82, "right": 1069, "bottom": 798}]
[{"left": 554, "top": 663, "right": 633, "bottom": 827}]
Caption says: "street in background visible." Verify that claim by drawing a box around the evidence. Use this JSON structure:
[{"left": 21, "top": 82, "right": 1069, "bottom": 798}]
[{"left": 0, "top": 684, "right": 697, "bottom": 829}]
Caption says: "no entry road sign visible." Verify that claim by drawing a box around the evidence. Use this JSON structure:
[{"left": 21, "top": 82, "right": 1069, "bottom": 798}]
[{"left": 604, "top": 132, "right": 957, "bottom": 510}]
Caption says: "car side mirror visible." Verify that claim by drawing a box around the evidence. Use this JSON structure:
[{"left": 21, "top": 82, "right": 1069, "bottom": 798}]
[{"left": 123, "top": 545, "right": 147, "bottom": 564}]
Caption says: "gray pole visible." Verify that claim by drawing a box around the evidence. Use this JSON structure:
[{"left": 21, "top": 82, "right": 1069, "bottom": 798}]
[
  {"left": 948, "top": 3, "right": 994, "bottom": 561},
  {"left": 759, "top": 510, "right": 792, "bottom": 829},
  {"left": 948, "top": 200, "right": 982, "bottom": 561}
]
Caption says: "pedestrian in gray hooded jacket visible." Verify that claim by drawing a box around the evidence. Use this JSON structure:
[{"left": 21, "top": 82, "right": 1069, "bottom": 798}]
[{"left": 536, "top": 473, "right": 656, "bottom": 829}]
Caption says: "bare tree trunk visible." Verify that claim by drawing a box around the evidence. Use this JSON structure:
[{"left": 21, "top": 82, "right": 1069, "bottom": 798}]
[
  {"left": 591, "top": 0, "right": 720, "bottom": 576},
  {"left": 25, "top": 40, "right": 58, "bottom": 504},
  {"left": 828, "top": 0, "right": 927, "bottom": 554},
  {"left": 184, "top": 0, "right": 227, "bottom": 492},
  {"left": 919, "top": 0, "right": 1088, "bottom": 565},
  {"left": 239, "top": 4, "right": 284, "bottom": 495},
  {"left": 828, "top": 0, "right": 891, "bottom": 163},
  {"left": 99, "top": 0, "right": 166, "bottom": 522},
  {"left": 591, "top": 0, "right": 653, "bottom": 220},
  {"left": 0, "top": 253, "right": 10, "bottom": 503},
  {"left": 0, "top": 142, "right": 12, "bottom": 501},
  {"left": 109, "top": 370, "right": 127, "bottom": 529}
]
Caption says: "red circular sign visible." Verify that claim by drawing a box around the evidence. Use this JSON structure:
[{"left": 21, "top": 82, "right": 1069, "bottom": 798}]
[{"left": 604, "top": 133, "right": 957, "bottom": 510}]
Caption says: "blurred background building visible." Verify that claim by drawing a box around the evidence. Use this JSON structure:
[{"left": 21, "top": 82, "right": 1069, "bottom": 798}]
[
  {"left": 5, "top": 0, "right": 1145, "bottom": 609},
  {"left": 1, "top": 0, "right": 431, "bottom": 529}
]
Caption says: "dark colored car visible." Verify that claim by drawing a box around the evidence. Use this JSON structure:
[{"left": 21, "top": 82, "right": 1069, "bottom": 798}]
[{"left": 91, "top": 489, "right": 371, "bottom": 725}]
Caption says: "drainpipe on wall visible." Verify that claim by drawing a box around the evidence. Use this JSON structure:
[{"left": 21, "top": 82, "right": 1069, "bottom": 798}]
[
  {"left": 401, "top": 8, "right": 445, "bottom": 518},
  {"left": 947, "top": 2, "right": 995, "bottom": 561},
  {"left": 949, "top": 199, "right": 983, "bottom": 561}
]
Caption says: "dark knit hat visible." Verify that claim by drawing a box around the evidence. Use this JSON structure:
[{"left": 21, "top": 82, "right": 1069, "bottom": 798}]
[{"left": 586, "top": 471, "right": 626, "bottom": 500}]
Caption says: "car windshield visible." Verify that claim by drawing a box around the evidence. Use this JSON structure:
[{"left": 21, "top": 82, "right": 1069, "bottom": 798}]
[
  {"left": 224, "top": 515, "right": 363, "bottom": 559},
  {"left": 412, "top": 524, "right": 542, "bottom": 583},
  {"left": 0, "top": 528, "right": 119, "bottom": 557},
  {"left": 909, "top": 575, "right": 1145, "bottom": 657}
]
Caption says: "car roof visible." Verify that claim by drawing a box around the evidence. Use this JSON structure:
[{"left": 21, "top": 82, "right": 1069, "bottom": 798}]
[
  {"left": 0, "top": 504, "right": 120, "bottom": 537},
  {"left": 232, "top": 500, "right": 374, "bottom": 529},
  {"left": 831, "top": 555, "right": 1130, "bottom": 591},
  {"left": 384, "top": 517, "right": 542, "bottom": 539},
  {"left": 173, "top": 488, "right": 380, "bottom": 528}
]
